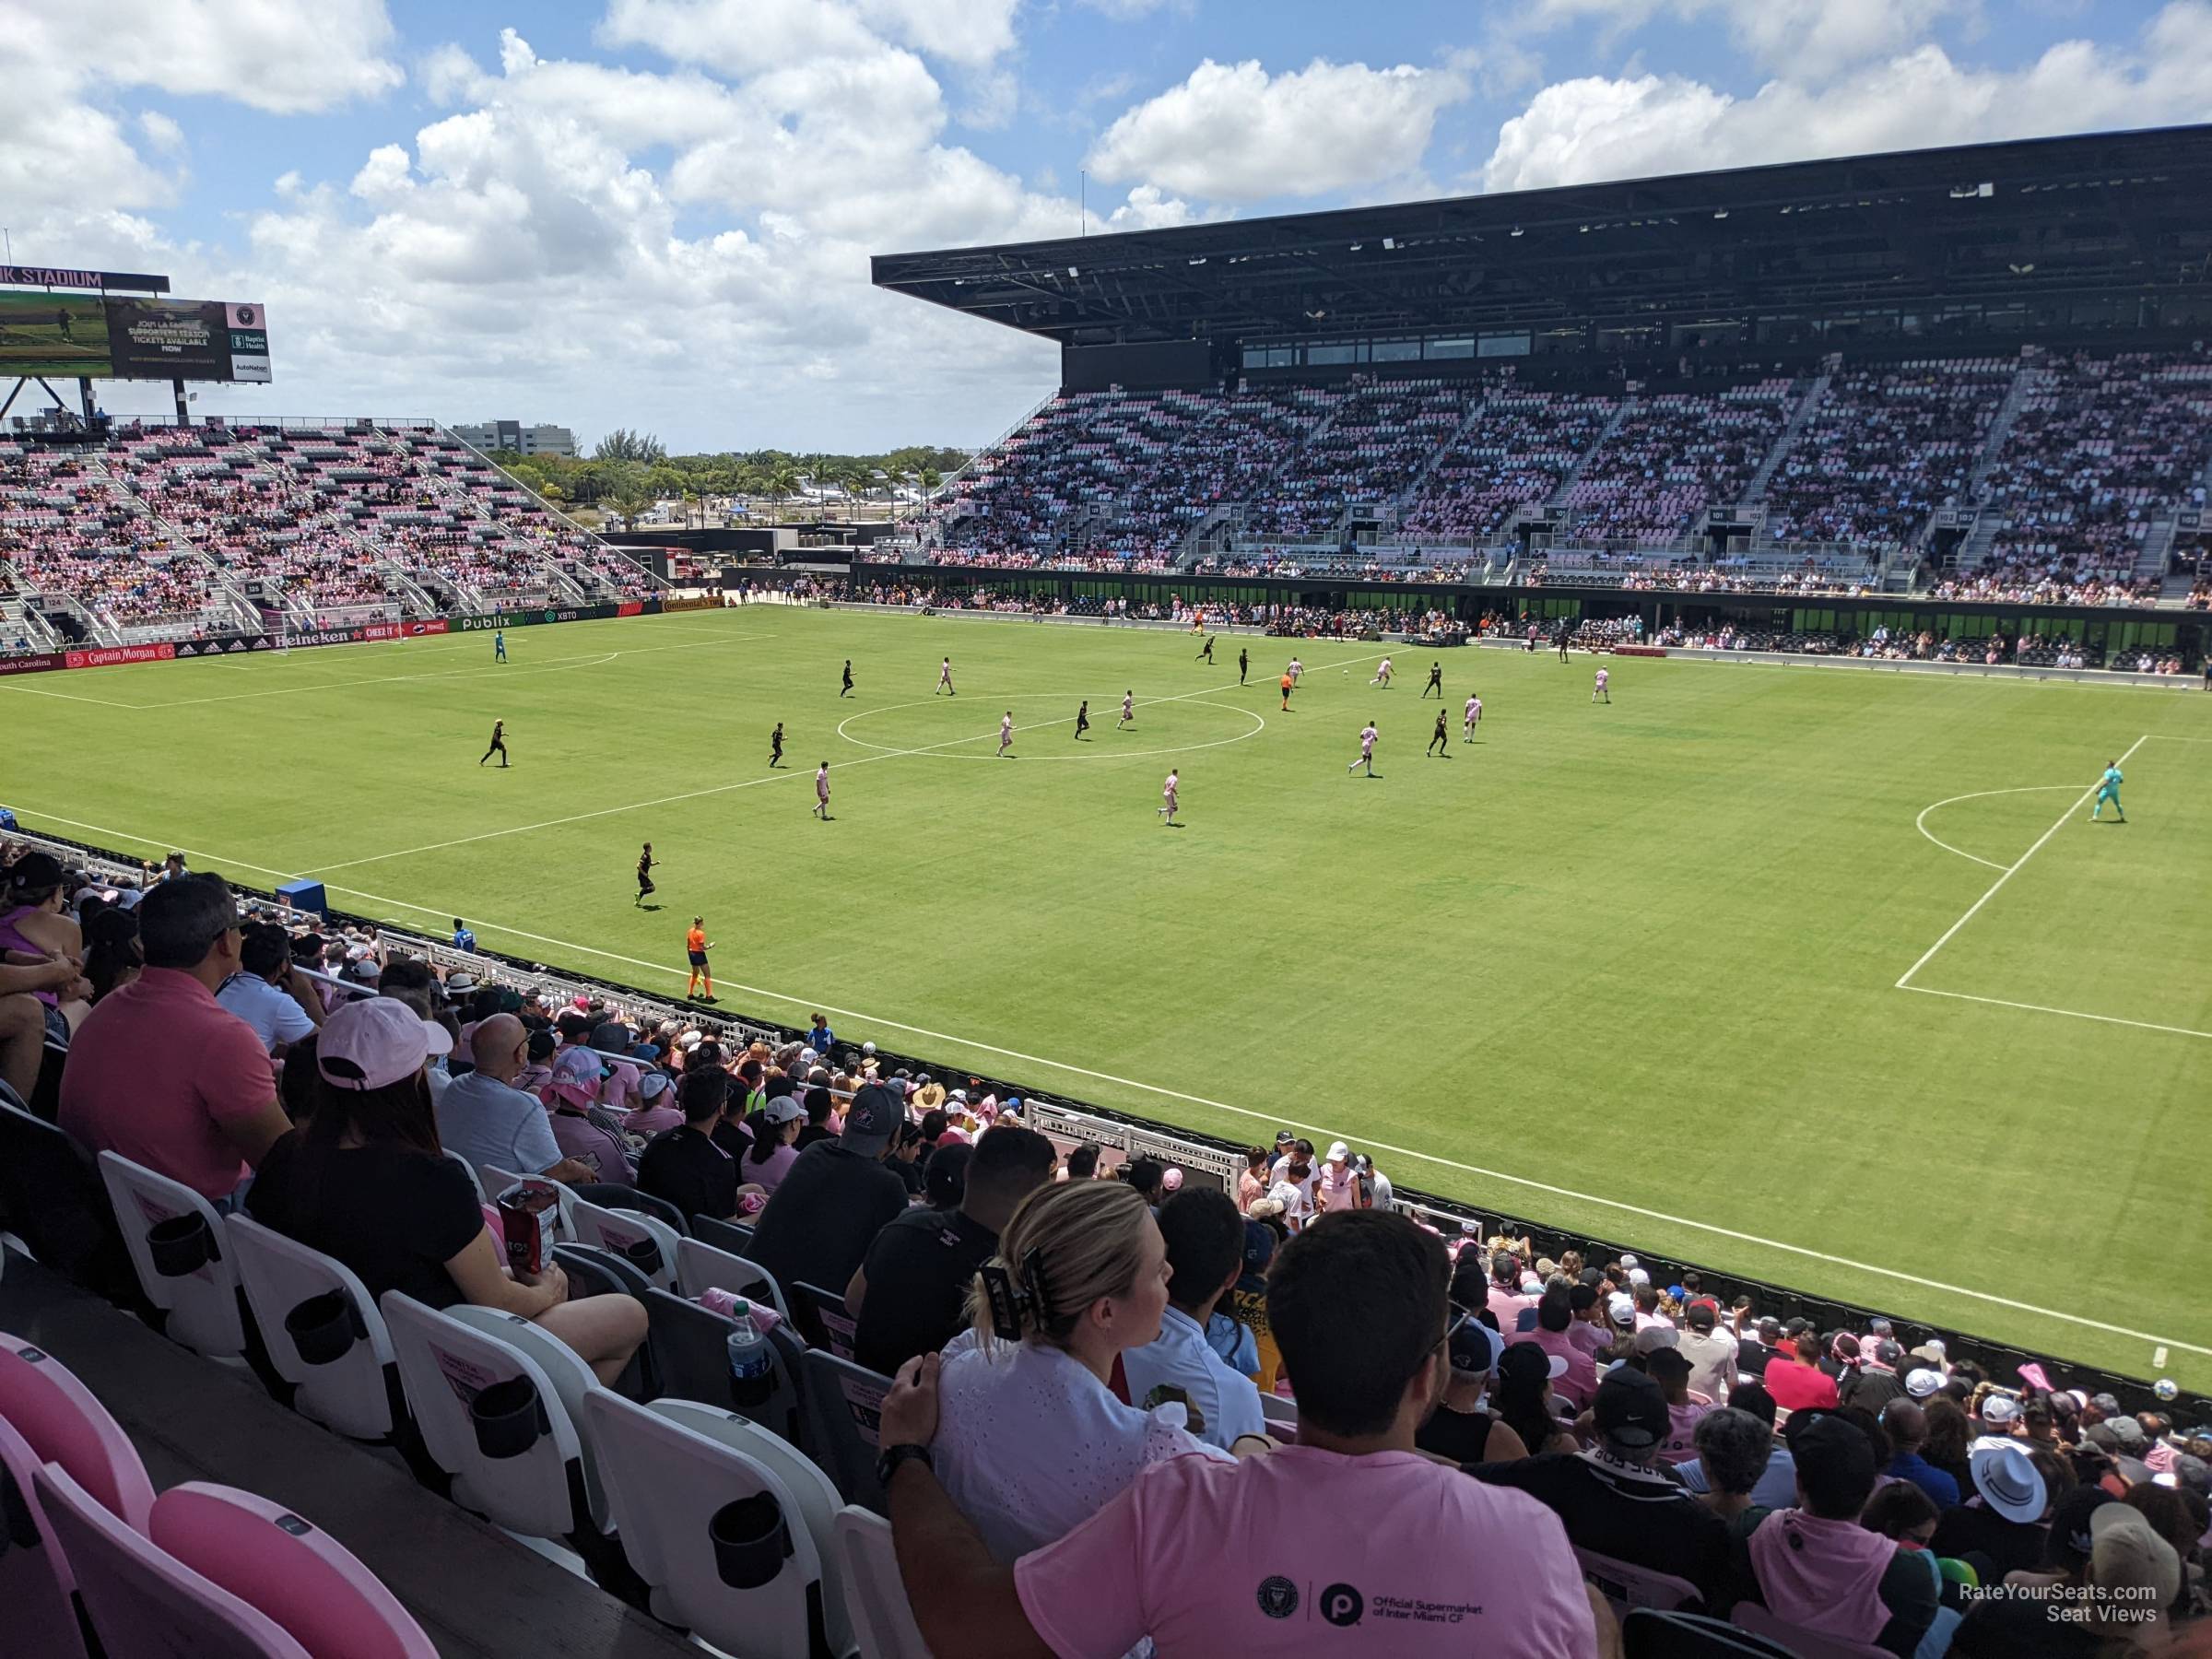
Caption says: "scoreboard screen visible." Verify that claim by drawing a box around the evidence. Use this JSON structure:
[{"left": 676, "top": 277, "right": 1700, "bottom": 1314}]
[{"left": 0, "top": 290, "right": 270, "bottom": 382}]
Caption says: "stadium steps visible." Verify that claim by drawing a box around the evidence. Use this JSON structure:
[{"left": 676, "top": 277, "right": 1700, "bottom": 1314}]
[
  {"left": 84, "top": 457, "right": 263, "bottom": 639},
  {"left": 369, "top": 425, "right": 592, "bottom": 605},
  {"left": 1, "top": 585, "right": 61, "bottom": 651},
  {"left": 1383, "top": 395, "right": 1492, "bottom": 519},
  {"left": 1744, "top": 371, "right": 1830, "bottom": 502},
  {"left": 1545, "top": 401, "right": 1630, "bottom": 507},
  {"left": 1964, "top": 359, "right": 2042, "bottom": 500},
  {"left": 2132, "top": 513, "right": 2179, "bottom": 592},
  {"left": 429, "top": 421, "right": 664, "bottom": 595}
]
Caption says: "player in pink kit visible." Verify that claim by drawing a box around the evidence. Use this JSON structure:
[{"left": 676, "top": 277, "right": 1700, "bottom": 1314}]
[
  {"left": 1348, "top": 720, "right": 1378, "bottom": 777},
  {"left": 1118, "top": 689, "right": 1135, "bottom": 728},
  {"left": 998, "top": 711, "right": 1016, "bottom": 757},
  {"left": 1371, "top": 657, "right": 1394, "bottom": 688},
  {"left": 1593, "top": 667, "right": 1610, "bottom": 704},
  {"left": 1464, "top": 692, "right": 1482, "bottom": 742},
  {"left": 814, "top": 762, "right": 831, "bottom": 819},
  {"left": 1159, "top": 769, "right": 1180, "bottom": 825},
  {"left": 935, "top": 657, "right": 955, "bottom": 695}
]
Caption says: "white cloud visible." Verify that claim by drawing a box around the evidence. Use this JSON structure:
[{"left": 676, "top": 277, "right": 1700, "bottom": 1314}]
[
  {"left": 1483, "top": 3, "right": 2212, "bottom": 191},
  {"left": 136, "top": 111, "right": 187, "bottom": 154},
  {"left": 1522, "top": 0, "right": 1968, "bottom": 78},
  {"left": 1088, "top": 58, "right": 1469, "bottom": 203},
  {"left": 598, "top": 0, "right": 1020, "bottom": 73},
  {"left": 33, "top": 0, "right": 403, "bottom": 114},
  {"left": 152, "top": 25, "right": 1195, "bottom": 449}
]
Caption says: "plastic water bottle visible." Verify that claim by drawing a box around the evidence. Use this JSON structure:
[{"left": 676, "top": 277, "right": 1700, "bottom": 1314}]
[{"left": 725, "top": 1299, "right": 772, "bottom": 1408}]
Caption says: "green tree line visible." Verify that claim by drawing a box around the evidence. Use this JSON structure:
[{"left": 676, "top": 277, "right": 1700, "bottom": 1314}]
[{"left": 484, "top": 440, "right": 968, "bottom": 525}]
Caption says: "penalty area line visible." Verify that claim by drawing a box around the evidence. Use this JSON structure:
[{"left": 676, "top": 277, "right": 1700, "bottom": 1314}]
[{"left": 1896, "top": 735, "right": 2148, "bottom": 991}]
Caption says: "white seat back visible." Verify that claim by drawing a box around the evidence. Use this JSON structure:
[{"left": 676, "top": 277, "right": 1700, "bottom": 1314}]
[
  {"left": 833, "top": 1504, "right": 933, "bottom": 1659},
  {"left": 675, "top": 1236, "right": 790, "bottom": 1319},
  {"left": 644, "top": 1398, "right": 851, "bottom": 1653},
  {"left": 568, "top": 1197, "right": 679, "bottom": 1290},
  {"left": 99, "top": 1151, "right": 251, "bottom": 1360},
  {"left": 378, "top": 1292, "right": 585, "bottom": 1541},
  {"left": 442, "top": 1305, "right": 611, "bottom": 1529},
  {"left": 580, "top": 1388, "right": 831, "bottom": 1659},
  {"left": 222, "top": 1216, "right": 400, "bottom": 1441}
]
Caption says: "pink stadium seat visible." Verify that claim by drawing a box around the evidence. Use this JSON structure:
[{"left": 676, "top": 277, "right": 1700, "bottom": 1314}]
[
  {"left": 149, "top": 1483, "right": 437, "bottom": 1659},
  {"left": 0, "top": 1333, "right": 156, "bottom": 1529},
  {"left": 0, "top": 1415, "right": 91, "bottom": 1659},
  {"left": 34, "top": 1462, "right": 308, "bottom": 1659}
]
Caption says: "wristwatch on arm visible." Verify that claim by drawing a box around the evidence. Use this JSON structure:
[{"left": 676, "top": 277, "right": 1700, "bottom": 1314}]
[{"left": 877, "top": 1441, "right": 935, "bottom": 1488}]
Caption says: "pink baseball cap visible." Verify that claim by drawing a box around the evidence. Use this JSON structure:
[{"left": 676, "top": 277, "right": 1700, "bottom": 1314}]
[{"left": 317, "top": 997, "right": 453, "bottom": 1092}]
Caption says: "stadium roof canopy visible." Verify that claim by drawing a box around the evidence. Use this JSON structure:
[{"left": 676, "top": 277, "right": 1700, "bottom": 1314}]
[{"left": 872, "top": 125, "right": 2212, "bottom": 347}]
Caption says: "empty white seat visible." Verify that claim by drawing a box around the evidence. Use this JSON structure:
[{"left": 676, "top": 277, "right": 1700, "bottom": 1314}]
[
  {"left": 581, "top": 1388, "right": 843, "bottom": 1659},
  {"left": 378, "top": 1291, "right": 594, "bottom": 1545},
  {"left": 224, "top": 1215, "right": 406, "bottom": 1443},
  {"left": 834, "top": 1504, "right": 932, "bottom": 1659},
  {"left": 99, "top": 1150, "right": 253, "bottom": 1361},
  {"left": 675, "top": 1235, "right": 790, "bottom": 1319},
  {"left": 569, "top": 1195, "right": 680, "bottom": 1291}
]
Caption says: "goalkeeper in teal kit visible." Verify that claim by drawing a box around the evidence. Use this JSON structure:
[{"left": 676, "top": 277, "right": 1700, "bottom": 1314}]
[{"left": 2091, "top": 760, "right": 2125, "bottom": 822}]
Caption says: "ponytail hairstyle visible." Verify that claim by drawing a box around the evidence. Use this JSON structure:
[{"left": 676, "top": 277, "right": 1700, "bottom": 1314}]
[{"left": 967, "top": 1179, "right": 1151, "bottom": 1354}]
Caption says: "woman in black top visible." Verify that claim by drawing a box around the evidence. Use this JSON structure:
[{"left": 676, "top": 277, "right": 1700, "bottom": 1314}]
[{"left": 247, "top": 997, "right": 646, "bottom": 1384}]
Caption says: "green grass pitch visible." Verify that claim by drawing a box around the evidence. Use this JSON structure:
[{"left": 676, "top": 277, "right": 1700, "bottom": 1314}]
[{"left": 7, "top": 606, "right": 2209, "bottom": 1384}]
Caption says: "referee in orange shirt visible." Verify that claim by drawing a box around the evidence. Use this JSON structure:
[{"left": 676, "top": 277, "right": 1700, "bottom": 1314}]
[{"left": 686, "top": 917, "right": 714, "bottom": 1002}]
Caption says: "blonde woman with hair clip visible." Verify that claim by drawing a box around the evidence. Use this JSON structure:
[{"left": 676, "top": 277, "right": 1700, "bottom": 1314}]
[{"left": 928, "top": 1179, "right": 1236, "bottom": 1563}]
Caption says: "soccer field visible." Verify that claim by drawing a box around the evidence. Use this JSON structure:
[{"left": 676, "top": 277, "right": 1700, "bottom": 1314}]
[{"left": 8, "top": 606, "right": 2209, "bottom": 1384}]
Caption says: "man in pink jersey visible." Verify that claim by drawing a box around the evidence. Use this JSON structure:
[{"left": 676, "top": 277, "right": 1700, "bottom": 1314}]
[
  {"left": 998, "top": 710, "right": 1015, "bottom": 757},
  {"left": 814, "top": 762, "right": 831, "bottom": 819},
  {"left": 875, "top": 1212, "right": 1607, "bottom": 1658},
  {"left": 1464, "top": 692, "right": 1482, "bottom": 742},
  {"left": 1159, "top": 769, "right": 1179, "bottom": 826},
  {"left": 1118, "top": 689, "right": 1135, "bottom": 728},
  {"left": 1593, "top": 666, "right": 1609, "bottom": 704},
  {"left": 935, "top": 657, "right": 954, "bottom": 695}
]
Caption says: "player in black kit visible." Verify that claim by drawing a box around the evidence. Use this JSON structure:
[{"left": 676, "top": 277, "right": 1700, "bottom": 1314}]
[
  {"left": 636, "top": 843, "right": 657, "bottom": 904},
  {"left": 841, "top": 659, "right": 853, "bottom": 698},
  {"left": 768, "top": 722, "right": 785, "bottom": 767},
  {"left": 1075, "top": 700, "right": 1091, "bottom": 740},
  {"left": 1422, "top": 662, "right": 1443, "bottom": 699},
  {"left": 479, "top": 720, "right": 509, "bottom": 767}
]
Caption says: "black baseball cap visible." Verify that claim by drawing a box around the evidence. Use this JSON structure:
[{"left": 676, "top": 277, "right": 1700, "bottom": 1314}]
[{"left": 1594, "top": 1368, "right": 1670, "bottom": 1449}]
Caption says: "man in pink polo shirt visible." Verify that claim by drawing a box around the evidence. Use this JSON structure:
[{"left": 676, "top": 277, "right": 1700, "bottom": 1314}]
[
  {"left": 59, "top": 874, "right": 290, "bottom": 1202},
  {"left": 876, "top": 1211, "right": 1612, "bottom": 1657}
]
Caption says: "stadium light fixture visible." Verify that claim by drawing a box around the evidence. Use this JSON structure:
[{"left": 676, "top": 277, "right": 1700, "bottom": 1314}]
[
  {"left": 1712, "top": 208, "right": 1729, "bottom": 219},
  {"left": 1510, "top": 225, "right": 1523, "bottom": 237},
  {"left": 1382, "top": 237, "right": 1395, "bottom": 250}
]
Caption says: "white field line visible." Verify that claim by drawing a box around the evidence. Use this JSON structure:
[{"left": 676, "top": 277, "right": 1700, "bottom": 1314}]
[
  {"left": 307, "top": 651, "right": 1372, "bottom": 873},
  {"left": 1899, "top": 986, "right": 2212, "bottom": 1042},
  {"left": 1912, "top": 785, "right": 2077, "bottom": 871},
  {"left": 1896, "top": 735, "right": 2149, "bottom": 990},
  {"left": 15, "top": 801, "right": 2212, "bottom": 1360}
]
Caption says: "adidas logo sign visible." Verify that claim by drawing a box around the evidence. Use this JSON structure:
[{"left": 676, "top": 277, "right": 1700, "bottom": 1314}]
[
  {"left": 226, "top": 640, "right": 248, "bottom": 653},
  {"left": 251, "top": 638, "right": 272, "bottom": 650},
  {"left": 175, "top": 643, "right": 199, "bottom": 657}
]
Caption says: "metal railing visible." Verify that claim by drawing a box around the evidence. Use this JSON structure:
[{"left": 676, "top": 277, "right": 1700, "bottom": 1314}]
[{"left": 8, "top": 822, "right": 2191, "bottom": 1411}]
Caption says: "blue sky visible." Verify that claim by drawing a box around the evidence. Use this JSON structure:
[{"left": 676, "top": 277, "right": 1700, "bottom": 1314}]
[{"left": 6, "top": 0, "right": 2206, "bottom": 452}]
